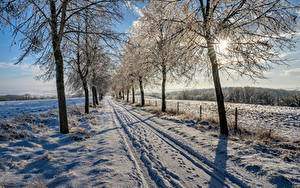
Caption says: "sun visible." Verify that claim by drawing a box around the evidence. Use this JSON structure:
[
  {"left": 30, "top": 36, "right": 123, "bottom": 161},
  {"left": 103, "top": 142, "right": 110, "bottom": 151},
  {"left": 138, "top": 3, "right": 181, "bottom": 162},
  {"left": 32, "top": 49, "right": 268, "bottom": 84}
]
[{"left": 218, "top": 40, "right": 229, "bottom": 53}]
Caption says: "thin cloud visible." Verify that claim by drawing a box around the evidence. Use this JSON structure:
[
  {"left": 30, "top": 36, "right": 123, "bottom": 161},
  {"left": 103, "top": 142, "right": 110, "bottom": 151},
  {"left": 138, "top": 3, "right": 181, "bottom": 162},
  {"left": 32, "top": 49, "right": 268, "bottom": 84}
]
[
  {"left": 126, "top": 1, "right": 143, "bottom": 17},
  {"left": 283, "top": 68, "right": 300, "bottom": 77},
  {"left": 0, "top": 62, "right": 42, "bottom": 76},
  {"left": 0, "top": 62, "right": 15, "bottom": 68},
  {"left": 279, "top": 50, "right": 300, "bottom": 58}
]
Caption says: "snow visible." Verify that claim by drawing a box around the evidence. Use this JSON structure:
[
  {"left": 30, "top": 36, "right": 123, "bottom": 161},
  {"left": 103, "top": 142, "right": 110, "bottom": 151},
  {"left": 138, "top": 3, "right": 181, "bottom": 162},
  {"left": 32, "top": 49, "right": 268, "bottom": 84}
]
[
  {"left": 0, "top": 99, "right": 145, "bottom": 187},
  {"left": 0, "top": 96, "right": 299, "bottom": 187},
  {"left": 142, "top": 98, "right": 300, "bottom": 141},
  {"left": 0, "top": 97, "right": 86, "bottom": 120}
]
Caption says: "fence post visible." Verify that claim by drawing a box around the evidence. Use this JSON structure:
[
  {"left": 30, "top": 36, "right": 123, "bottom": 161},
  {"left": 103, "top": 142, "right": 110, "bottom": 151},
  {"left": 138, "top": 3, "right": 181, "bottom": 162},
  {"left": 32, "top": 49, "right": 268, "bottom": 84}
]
[
  {"left": 235, "top": 107, "right": 238, "bottom": 132},
  {"left": 199, "top": 105, "right": 202, "bottom": 121},
  {"left": 177, "top": 102, "right": 179, "bottom": 113}
]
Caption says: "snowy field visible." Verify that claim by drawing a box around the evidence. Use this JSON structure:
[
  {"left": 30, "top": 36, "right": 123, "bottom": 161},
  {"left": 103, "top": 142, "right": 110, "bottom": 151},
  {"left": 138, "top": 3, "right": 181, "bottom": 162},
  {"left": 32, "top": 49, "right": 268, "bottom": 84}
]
[
  {"left": 0, "top": 97, "right": 299, "bottom": 187},
  {"left": 139, "top": 97, "right": 300, "bottom": 141},
  {"left": 0, "top": 97, "right": 85, "bottom": 120}
]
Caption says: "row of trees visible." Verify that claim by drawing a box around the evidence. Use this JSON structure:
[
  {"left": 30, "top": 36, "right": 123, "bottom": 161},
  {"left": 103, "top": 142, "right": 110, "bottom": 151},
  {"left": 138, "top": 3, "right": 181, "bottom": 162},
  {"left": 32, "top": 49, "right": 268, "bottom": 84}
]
[
  {"left": 168, "top": 87, "right": 300, "bottom": 107},
  {"left": 0, "top": 0, "right": 126, "bottom": 133},
  {"left": 112, "top": 0, "right": 299, "bottom": 136},
  {"left": 0, "top": 94, "right": 57, "bottom": 101},
  {"left": 225, "top": 87, "right": 300, "bottom": 107}
]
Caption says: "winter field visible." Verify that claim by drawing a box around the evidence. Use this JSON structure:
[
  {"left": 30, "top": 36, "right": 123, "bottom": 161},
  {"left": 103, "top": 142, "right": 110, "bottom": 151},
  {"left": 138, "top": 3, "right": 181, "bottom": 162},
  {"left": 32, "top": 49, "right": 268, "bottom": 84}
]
[
  {"left": 0, "top": 98, "right": 86, "bottom": 121},
  {"left": 0, "top": 96, "right": 300, "bottom": 187},
  {"left": 138, "top": 97, "right": 300, "bottom": 141}
]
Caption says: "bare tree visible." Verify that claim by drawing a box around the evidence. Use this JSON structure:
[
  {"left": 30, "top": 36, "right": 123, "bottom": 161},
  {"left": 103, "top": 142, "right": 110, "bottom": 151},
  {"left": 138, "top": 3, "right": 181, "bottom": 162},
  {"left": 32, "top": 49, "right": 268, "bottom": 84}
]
[
  {"left": 65, "top": 32, "right": 91, "bottom": 114},
  {"left": 65, "top": 13, "right": 90, "bottom": 114},
  {"left": 171, "top": 0, "right": 299, "bottom": 136},
  {"left": 121, "top": 34, "right": 152, "bottom": 106},
  {"left": 66, "top": 28, "right": 112, "bottom": 113},
  {"left": 0, "top": 0, "right": 123, "bottom": 133},
  {"left": 139, "top": 1, "right": 195, "bottom": 112},
  {"left": 89, "top": 45, "right": 112, "bottom": 105}
]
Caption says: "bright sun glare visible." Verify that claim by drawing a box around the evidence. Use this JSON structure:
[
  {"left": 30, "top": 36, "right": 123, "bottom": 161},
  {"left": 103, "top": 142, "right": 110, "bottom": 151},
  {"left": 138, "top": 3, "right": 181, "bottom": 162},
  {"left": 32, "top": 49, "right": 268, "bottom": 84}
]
[{"left": 218, "top": 40, "right": 229, "bottom": 53}]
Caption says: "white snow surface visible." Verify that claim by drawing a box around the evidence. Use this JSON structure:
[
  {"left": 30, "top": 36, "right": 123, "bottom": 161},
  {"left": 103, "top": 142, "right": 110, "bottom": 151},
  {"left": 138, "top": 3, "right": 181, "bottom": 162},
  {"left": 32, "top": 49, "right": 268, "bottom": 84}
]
[
  {"left": 141, "top": 98, "right": 300, "bottom": 141},
  {"left": 0, "top": 96, "right": 299, "bottom": 187},
  {"left": 0, "top": 97, "right": 86, "bottom": 120}
]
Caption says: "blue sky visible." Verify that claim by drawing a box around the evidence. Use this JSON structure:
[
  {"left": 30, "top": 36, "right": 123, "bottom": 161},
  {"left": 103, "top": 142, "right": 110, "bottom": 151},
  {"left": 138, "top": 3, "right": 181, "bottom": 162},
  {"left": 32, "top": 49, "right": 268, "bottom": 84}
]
[
  {"left": 0, "top": 3, "right": 142, "bottom": 96},
  {"left": 0, "top": 3, "right": 300, "bottom": 96}
]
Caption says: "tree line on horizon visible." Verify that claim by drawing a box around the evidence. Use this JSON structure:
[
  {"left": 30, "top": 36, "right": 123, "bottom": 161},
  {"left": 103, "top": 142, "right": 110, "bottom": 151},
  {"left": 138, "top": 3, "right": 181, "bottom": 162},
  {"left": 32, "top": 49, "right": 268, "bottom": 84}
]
[
  {"left": 161, "top": 87, "right": 300, "bottom": 107},
  {"left": 0, "top": 94, "right": 57, "bottom": 101},
  {"left": 0, "top": 93, "right": 91, "bottom": 102}
]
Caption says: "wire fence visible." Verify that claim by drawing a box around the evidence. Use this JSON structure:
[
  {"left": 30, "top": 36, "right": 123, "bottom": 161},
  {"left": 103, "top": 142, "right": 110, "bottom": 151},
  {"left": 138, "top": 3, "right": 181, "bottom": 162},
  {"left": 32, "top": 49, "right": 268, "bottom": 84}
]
[{"left": 132, "top": 97, "right": 300, "bottom": 141}]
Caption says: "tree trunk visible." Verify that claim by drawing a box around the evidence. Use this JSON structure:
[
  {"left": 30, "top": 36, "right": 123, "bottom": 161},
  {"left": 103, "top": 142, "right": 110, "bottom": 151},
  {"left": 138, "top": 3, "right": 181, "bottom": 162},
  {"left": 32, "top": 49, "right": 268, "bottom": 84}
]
[
  {"left": 99, "top": 93, "right": 102, "bottom": 101},
  {"left": 83, "top": 80, "right": 89, "bottom": 114},
  {"left": 120, "top": 90, "right": 123, "bottom": 100},
  {"left": 92, "top": 86, "right": 98, "bottom": 106},
  {"left": 49, "top": 0, "right": 69, "bottom": 134},
  {"left": 51, "top": 31, "right": 69, "bottom": 133},
  {"left": 95, "top": 87, "right": 99, "bottom": 105},
  {"left": 139, "top": 76, "right": 145, "bottom": 106},
  {"left": 132, "top": 85, "right": 135, "bottom": 104},
  {"left": 54, "top": 49, "right": 69, "bottom": 134},
  {"left": 92, "top": 86, "right": 96, "bottom": 107},
  {"left": 126, "top": 89, "right": 129, "bottom": 103},
  {"left": 206, "top": 38, "right": 228, "bottom": 136},
  {"left": 161, "top": 64, "right": 167, "bottom": 112}
]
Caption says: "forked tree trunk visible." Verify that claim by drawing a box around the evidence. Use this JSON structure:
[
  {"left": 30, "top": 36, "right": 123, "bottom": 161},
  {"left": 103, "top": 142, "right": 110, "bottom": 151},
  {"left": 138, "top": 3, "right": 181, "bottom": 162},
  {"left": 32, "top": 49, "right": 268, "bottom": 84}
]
[
  {"left": 139, "top": 76, "right": 145, "bottom": 106},
  {"left": 161, "top": 64, "right": 167, "bottom": 112},
  {"left": 206, "top": 38, "right": 228, "bottom": 136},
  {"left": 83, "top": 80, "right": 89, "bottom": 114},
  {"left": 126, "top": 89, "right": 129, "bottom": 103},
  {"left": 49, "top": 0, "right": 69, "bottom": 134}
]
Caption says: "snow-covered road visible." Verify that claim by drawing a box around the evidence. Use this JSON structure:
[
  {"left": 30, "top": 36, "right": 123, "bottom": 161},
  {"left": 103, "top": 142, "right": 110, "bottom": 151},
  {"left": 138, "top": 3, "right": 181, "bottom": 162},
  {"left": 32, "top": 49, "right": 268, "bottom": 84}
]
[
  {"left": 110, "top": 99, "right": 242, "bottom": 187},
  {"left": 1, "top": 96, "right": 299, "bottom": 187},
  {"left": 108, "top": 98, "right": 282, "bottom": 188}
]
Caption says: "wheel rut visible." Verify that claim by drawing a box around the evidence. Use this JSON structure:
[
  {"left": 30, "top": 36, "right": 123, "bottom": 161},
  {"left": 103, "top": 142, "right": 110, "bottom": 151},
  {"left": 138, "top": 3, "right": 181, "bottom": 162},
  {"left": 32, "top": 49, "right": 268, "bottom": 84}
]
[
  {"left": 110, "top": 99, "right": 247, "bottom": 188},
  {"left": 108, "top": 100, "right": 154, "bottom": 188}
]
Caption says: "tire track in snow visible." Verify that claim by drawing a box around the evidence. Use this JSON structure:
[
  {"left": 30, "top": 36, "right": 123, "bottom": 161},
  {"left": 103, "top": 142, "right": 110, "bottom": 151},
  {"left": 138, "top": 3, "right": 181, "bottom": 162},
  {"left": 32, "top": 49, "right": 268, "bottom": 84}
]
[
  {"left": 108, "top": 99, "right": 154, "bottom": 188},
  {"left": 113, "top": 106, "right": 182, "bottom": 188},
  {"left": 111, "top": 99, "right": 249, "bottom": 188},
  {"left": 111, "top": 100, "right": 225, "bottom": 187}
]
